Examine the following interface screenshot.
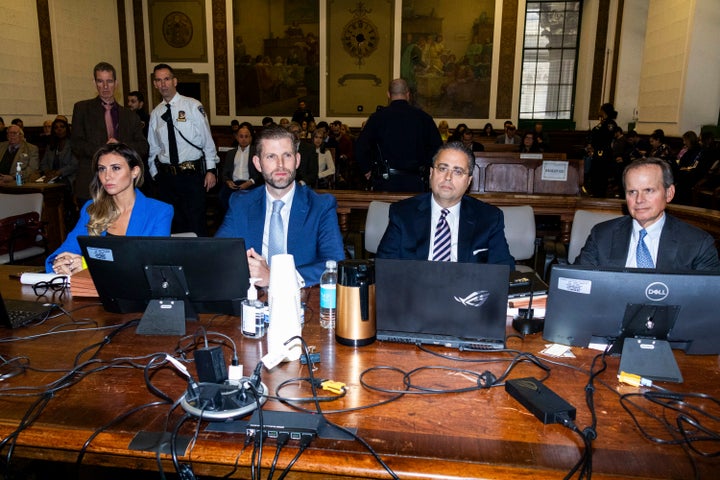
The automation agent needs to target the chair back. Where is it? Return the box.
[364,201,391,254]
[498,205,536,262]
[567,210,623,264]
[0,193,45,264]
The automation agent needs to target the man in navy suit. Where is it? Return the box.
[575,157,719,271]
[376,142,515,268]
[215,125,345,286]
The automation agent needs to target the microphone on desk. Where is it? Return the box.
[512,275,544,336]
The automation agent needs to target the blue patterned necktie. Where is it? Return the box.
[268,200,285,264]
[432,209,451,262]
[636,229,654,268]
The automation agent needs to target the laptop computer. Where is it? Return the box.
[0,290,55,329]
[374,259,510,350]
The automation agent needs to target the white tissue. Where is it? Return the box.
[20,272,70,285]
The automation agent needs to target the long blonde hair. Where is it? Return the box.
[86,143,144,235]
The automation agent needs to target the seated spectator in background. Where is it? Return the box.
[496,123,521,144]
[533,122,550,150]
[230,119,240,134]
[279,118,290,128]
[0,124,39,184]
[11,118,24,129]
[46,143,173,275]
[481,122,495,138]
[39,117,78,188]
[34,119,54,155]
[219,122,261,212]
[519,131,542,153]
[626,130,647,160]
[327,120,354,188]
[262,117,275,128]
[313,129,335,189]
[287,121,318,188]
[675,130,710,205]
[648,129,678,178]
[610,126,630,196]
[377,141,514,268]
[461,128,485,153]
[574,157,719,271]
[438,120,450,143]
[447,122,468,143]
[215,126,344,286]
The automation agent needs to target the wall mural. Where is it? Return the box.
[233,0,320,118]
[401,0,496,118]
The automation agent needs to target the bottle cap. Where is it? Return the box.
[247,277,260,301]
[16,162,22,170]
[326,259,336,269]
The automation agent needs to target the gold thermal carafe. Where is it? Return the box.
[335,260,375,346]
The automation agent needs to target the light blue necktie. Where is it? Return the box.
[268,200,285,264]
[432,209,451,262]
[636,229,654,268]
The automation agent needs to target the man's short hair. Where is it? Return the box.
[153,63,175,76]
[623,157,674,190]
[262,116,274,126]
[388,78,409,96]
[255,125,299,159]
[94,62,116,80]
[128,90,144,103]
[230,119,240,127]
[433,141,475,173]
[11,118,23,126]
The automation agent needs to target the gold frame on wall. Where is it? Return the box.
[149,0,208,62]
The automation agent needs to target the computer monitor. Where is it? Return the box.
[78,236,250,335]
[543,265,720,354]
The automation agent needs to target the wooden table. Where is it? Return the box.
[0,264,718,479]
[0,183,68,252]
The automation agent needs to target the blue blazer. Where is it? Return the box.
[376,193,515,268]
[215,184,345,286]
[45,190,173,272]
[575,214,720,271]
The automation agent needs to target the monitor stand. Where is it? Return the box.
[136,265,197,336]
[607,303,679,356]
[136,299,187,336]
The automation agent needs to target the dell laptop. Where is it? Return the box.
[374,259,510,350]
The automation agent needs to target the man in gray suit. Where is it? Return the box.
[71,62,148,204]
[0,124,39,184]
[575,157,719,271]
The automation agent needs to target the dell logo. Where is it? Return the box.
[645,282,669,301]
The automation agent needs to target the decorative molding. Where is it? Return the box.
[211,0,229,115]
[589,0,610,118]
[117,0,130,98]
[36,0,57,114]
[609,0,624,105]
[148,0,208,62]
[132,0,149,104]
[496,0,518,119]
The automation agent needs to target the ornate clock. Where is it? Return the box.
[341,4,379,65]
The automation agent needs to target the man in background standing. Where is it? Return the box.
[355,78,442,192]
[72,62,147,206]
[127,90,150,137]
[148,63,218,236]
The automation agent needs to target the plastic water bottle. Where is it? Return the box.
[319,260,337,329]
[15,162,23,186]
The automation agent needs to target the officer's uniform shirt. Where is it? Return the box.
[148,93,218,177]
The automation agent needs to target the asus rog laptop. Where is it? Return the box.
[0,290,55,329]
[374,259,510,350]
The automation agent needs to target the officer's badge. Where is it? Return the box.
[178,111,187,122]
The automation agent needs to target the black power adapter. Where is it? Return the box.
[194,346,227,383]
[505,377,576,424]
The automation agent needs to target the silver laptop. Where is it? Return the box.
[374,259,510,350]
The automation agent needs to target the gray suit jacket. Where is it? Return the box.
[71,97,148,199]
[575,214,720,271]
[0,140,39,182]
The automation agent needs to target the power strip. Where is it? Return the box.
[246,410,321,442]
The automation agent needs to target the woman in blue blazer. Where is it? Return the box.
[46,143,173,274]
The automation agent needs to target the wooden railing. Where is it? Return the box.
[471,152,581,195]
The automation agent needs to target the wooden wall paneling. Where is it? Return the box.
[36,0,57,114]
[589,0,610,118]
[117,0,130,98]
[211,0,229,116]
[496,0,518,119]
[132,0,149,103]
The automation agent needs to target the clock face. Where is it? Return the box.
[342,18,379,61]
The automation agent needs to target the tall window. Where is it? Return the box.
[520,1,581,120]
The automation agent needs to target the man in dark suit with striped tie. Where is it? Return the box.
[376,142,515,268]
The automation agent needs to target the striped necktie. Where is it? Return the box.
[432,208,451,262]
